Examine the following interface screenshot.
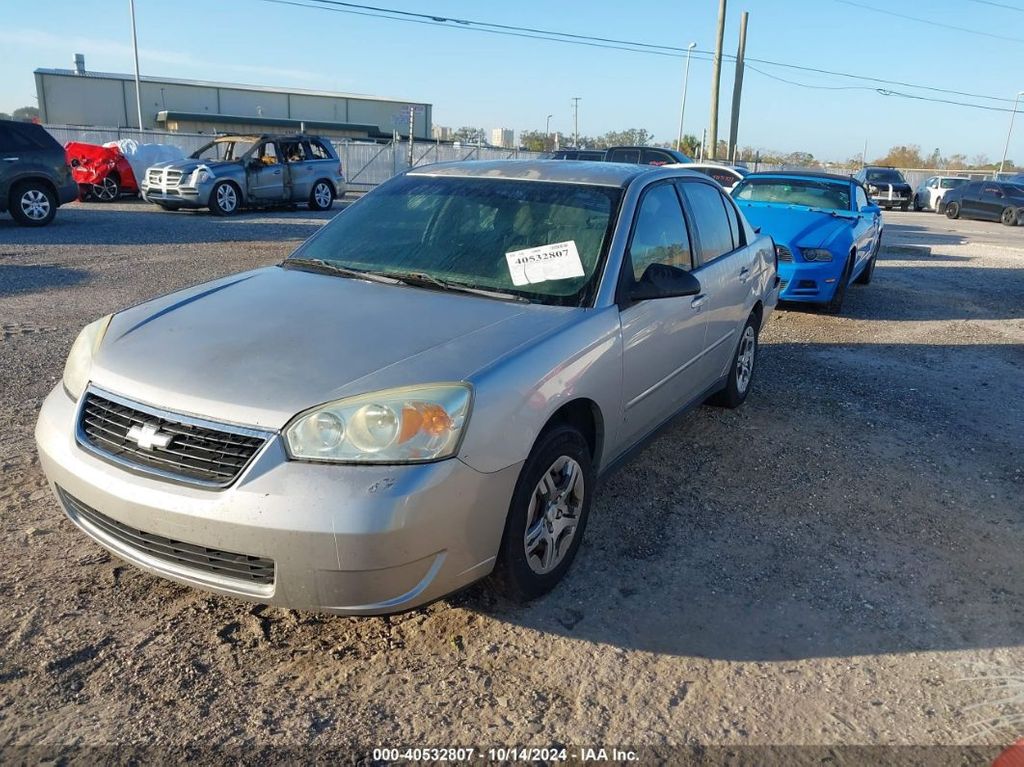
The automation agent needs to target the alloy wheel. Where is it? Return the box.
[20,189,51,221]
[217,184,237,213]
[735,325,757,394]
[523,456,584,575]
[314,182,332,208]
[92,177,118,201]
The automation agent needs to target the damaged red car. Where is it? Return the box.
[65,142,139,202]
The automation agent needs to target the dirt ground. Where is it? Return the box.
[0,202,1022,763]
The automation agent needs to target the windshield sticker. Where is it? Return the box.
[505,241,585,286]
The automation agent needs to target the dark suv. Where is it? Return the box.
[547,146,692,165]
[1,120,77,226]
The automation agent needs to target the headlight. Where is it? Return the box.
[284,384,472,464]
[63,314,113,400]
[190,168,211,185]
[801,248,833,262]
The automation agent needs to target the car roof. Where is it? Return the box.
[406,159,709,188]
[212,133,326,142]
[685,163,746,173]
[740,170,856,184]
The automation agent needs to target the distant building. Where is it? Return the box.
[34,59,432,141]
[490,128,515,149]
[432,125,453,141]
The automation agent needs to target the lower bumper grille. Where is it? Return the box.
[57,487,276,586]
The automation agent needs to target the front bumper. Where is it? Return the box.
[35,385,520,615]
[141,180,212,208]
[777,258,844,303]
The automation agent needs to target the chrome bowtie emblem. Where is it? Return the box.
[126,422,173,451]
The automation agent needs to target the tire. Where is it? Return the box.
[156,203,182,212]
[9,181,57,227]
[1001,207,1019,227]
[825,255,853,314]
[708,315,759,409]
[934,197,942,213]
[209,181,240,216]
[77,183,93,202]
[493,425,594,602]
[945,201,960,219]
[854,243,878,286]
[912,194,922,212]
[899,201,909,211]
[91,175,120,202]
[308,180,335,211]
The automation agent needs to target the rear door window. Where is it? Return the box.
[679,182,737,264]
[307,139,333,160]
[608,148,641,164]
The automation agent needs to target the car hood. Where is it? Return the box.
[734,201,856,248]
[864,179,910,189]
[149,158,238,174]
[90,266,577,429]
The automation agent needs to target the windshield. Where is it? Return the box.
[732,178,852,211]
[190,139,255,161]
[865,169,905,184]
[940,178,969,189]
[288,175,621,306]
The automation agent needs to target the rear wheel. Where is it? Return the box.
[209,181,240,216]
[10,181,57,226]
[912,194,922,212]
[945,201,961,219]
[493,426,593,602]
[308,180,334,211]
[1001,207,1019,227]
[91,175,120,202]
[899,201,909,211]
[156,203,182,212]
[825,255,853,314]
[708,316,759,409]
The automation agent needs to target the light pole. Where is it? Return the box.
[998,91,1024,176]
[129,0,144,130]
[571,97,581,147]
[676,42,697,153]
[546,114,553,150]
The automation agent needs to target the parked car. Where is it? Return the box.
[678,162,749,190]
[0,120,78,226]
[547,146,692,165]
[141,133,346,215]
[732,171,882,313]
[854,166,913,211]
[912,175,970,212]
[36,160,777,614]
[65,142,139,202]
[939,180,1024,226]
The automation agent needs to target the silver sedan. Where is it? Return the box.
[35,160,778,614]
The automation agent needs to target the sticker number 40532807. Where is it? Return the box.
[505,241,585,287]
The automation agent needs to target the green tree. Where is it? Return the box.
[519,130,549,152]
[12,106,39,122]
[874,145,924,167]
[452,126,482,144]
[600,128,654,147]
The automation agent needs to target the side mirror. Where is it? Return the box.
[629,262,702,302]
[248,158,262,170]
[861,204,881,215]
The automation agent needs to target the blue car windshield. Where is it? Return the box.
[288,175,621,307]
[733,178,852,211]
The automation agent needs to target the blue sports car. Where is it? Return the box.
[731,172,883,313]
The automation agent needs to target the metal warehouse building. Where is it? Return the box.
[34,62,431,141]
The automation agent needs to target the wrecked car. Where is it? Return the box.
[66,142,139,202]
[141,133,346,215]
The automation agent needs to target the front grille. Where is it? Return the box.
[146,168,183,186]
[77,390,268,487]
[776,244,794,262]
[778,279,789,291]
[57,487,275,586]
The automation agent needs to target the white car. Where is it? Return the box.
[912,175,971,212]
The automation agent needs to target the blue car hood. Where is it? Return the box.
[735,201,856,248]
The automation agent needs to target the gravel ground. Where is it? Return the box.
[0,201,1022,762]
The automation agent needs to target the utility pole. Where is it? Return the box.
[999,91,1024,176]
[707,0,727,161]
[407,105,415,166]
[862,138,868,168]
[546,114,553,151]
[571,97,581,147]
[129,0,144,130]
[727,12,749,163]
[676,42,697,154]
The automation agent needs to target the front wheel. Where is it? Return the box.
[493,426,594,602]
[946,201,961,219]
[1001,207,1019,227]
[308,180,335,211]
[209,181,240,216]
[899,201,909,211]
[91,175,120,202]
[708,316,759,409]
[912,195,922,212]
[825,255,853,315]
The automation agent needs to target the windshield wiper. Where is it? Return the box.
[281,258,401,285]
[380,271,531,303]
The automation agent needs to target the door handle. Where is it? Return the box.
[273,170,281,175]
[738,266,751,282]
[691,294,708,310]
[2,157,19,162]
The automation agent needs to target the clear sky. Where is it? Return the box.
[1,0,1022,163]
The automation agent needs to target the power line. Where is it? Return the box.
[251,0,1018,109]
[833,0,1024,43]
[963,0,1024,10]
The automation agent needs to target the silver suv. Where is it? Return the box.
[141,133,346,215]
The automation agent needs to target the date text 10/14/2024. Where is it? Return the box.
[371,747,640,762]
